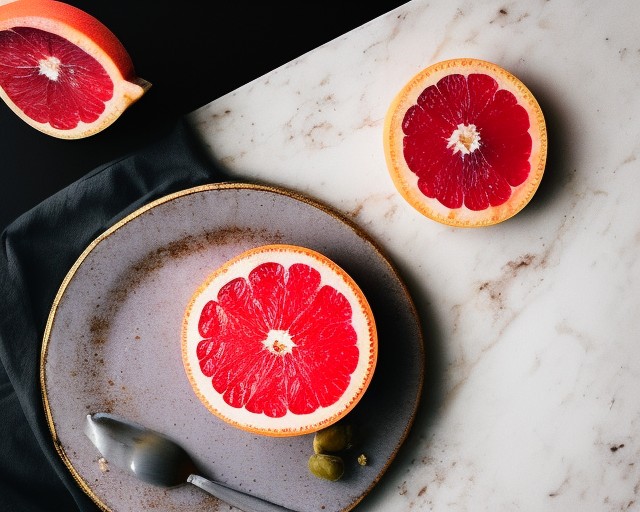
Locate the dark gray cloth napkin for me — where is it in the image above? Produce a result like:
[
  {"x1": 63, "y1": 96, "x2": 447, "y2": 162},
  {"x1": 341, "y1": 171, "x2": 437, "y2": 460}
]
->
[{"x1": 0, "y1": 119, "x2": 226, "y2": 511}]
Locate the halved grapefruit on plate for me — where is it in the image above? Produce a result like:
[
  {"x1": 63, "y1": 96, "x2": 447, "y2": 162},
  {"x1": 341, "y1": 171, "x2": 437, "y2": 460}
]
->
[
  {"x1": 0, "y1": 0, "x2": 149, "y2": 139},
  {"x1": 182, "y1": 244, "x2": 378, "y2": 437},
  {"x1": 384, "y1": 58, "x2": 547, "y2": 227}
]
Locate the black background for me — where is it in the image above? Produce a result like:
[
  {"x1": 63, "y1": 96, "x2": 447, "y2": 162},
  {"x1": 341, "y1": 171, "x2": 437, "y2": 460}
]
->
[{"x1": 0, "y1": 1, "x2": 407, "y2": 230}]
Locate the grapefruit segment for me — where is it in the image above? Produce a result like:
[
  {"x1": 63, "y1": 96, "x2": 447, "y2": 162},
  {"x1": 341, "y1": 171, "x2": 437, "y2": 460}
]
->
[
  {"x1": 182, "y1": 244, "x2": 378, "y2": 437},
  {"x1": 384, "y1": 58, "x2": 547, "y2": 227},
  {"x1": 0, "y1": 0, "x2": 150, "y2": 139}
]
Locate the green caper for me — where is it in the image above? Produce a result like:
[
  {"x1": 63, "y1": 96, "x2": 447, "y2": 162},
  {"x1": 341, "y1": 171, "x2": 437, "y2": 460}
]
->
[
  {"x1": 308, "y1": 453, "x2": 345, "y2": 481},
  {"x1": 312, "y1": 423, "x2": 353, "y2": 454}
]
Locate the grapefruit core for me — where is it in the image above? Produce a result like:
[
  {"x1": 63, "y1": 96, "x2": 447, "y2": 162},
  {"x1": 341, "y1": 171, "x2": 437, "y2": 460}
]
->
[
  {"x1": 383, "y1": 58, "x2": 547, "y2": 227},
  {"x1": 0, "y1": 0, "x2": 150, "y2": 139},
  {"x1": 182, "y1": 244, "x2": 378, "y2": 437}
]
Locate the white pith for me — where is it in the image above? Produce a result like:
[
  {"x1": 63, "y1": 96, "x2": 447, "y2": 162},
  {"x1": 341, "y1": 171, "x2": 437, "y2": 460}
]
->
[
  {"x1": 38, "y1": 55, "x2": 61, "y2": 81},
  {"x1": 263, "y1": 329, "x2": 295, "y2": 355},
  {"x1": 446, "y1": 123, "x2": 481, "y2": 156}
]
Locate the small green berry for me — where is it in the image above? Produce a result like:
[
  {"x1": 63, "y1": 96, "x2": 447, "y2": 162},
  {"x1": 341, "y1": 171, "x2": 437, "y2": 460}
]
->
[
  {"x1": 312, "y1": 423, "x2": 353, "y2": 454},
  {"x1": 308, "y1": 453, "x2": 345, "y2": 481}
]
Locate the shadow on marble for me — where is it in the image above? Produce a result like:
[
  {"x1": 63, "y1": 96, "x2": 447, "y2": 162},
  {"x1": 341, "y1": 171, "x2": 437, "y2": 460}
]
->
[
  {"x1": 512, "y1": 76, "x2": 574, "y2": 222},
  {"x1": 353, "y1": 78, "x2": 575, "y2": 509},
  {"x1": 355, "y1": 261, "x2": 446, "y2": 509}
]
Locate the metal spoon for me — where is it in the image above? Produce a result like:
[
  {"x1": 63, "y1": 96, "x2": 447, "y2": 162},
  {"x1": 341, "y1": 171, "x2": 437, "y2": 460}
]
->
[{"x1": 84, "y1": 412, "x2": 296, "y2": 512}]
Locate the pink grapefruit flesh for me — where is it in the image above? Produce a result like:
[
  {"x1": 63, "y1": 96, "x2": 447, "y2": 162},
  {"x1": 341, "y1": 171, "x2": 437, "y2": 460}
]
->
[
  {"x1": 384, "y1": 58, "x2": 547, "y2": 227},
  {"x1": 182, "y1": 244, "x2": 378, "y2": 437}
]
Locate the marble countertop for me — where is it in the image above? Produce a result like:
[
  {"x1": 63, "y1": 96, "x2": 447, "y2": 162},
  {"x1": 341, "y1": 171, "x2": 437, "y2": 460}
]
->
[{"x1": 187, "y1": 0, "x2": 640, "y2": 510}]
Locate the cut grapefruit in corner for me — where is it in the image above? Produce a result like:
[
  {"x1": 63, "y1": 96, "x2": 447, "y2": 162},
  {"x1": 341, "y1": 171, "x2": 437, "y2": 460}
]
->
[
  {"x1": 383, "y1": 58, "x2": 547, "y2": 227},
  {"x1": 182, "y1": 244, "x2": 378, "y2": 437},
  {"x1": 0, "y1": 0, "x2": 150, "y2": 139}
]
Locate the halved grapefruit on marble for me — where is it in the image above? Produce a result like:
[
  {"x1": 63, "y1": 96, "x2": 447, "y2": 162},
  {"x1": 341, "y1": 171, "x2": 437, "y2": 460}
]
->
[
  {"x1": 182, "y1": 244, "x2": 378, "y2": 437},
  {"x1": 383, "y1": 58, "x2": 547, "y2": 227},
  {"x1": 0, "y1": 0, "x2": 150, "y2": 139}
]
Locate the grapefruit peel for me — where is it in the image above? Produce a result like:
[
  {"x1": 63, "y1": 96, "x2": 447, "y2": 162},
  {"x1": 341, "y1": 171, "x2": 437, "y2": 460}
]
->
[
  {"x1": 182, "y1": 244, "x2": 378, "y2": 437},
  {"x1": 0, "y1": 0, "x2": 150, "y2": 139},
  {"x1": 383, "y1": 58, "x2": 547, "y2": 227}
]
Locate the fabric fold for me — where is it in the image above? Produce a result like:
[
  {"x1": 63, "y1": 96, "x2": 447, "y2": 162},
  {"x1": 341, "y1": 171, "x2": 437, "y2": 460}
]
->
[{"x1": 0, "y1": 118, "x2": 226, "y2": 511}]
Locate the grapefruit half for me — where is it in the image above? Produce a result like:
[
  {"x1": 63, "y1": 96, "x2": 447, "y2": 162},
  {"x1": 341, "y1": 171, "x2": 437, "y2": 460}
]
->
[
  {"x1": 182, "y1": 244, "x2": 378, "y2": 437},
  {"x1": 383, "y1": 58, "x2": 547, "y2": 227},
  {"x1": 0, "y1": 0, "x2": 150, "y2": 139}
]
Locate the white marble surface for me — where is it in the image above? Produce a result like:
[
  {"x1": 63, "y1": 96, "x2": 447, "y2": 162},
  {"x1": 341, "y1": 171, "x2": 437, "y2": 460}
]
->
[{"x1": 187, "y1": 0, "x2": 640, "y2": 510}]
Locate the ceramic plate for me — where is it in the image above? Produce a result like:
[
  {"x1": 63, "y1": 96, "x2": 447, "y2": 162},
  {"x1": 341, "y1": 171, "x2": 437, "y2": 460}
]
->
[{"x1": 41, "y1": 183, "x2": 424, "y2": 512}]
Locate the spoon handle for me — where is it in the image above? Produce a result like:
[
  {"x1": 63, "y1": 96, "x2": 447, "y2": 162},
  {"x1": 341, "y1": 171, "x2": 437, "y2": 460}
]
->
[{"x1": 187, "y1": 474, "x2": 297, "y2": 512}]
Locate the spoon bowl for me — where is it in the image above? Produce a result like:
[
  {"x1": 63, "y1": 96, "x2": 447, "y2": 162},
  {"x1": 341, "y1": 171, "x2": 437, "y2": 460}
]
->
[{"x1": 84, "y1": 412, "x2": 295, "y2": 512}]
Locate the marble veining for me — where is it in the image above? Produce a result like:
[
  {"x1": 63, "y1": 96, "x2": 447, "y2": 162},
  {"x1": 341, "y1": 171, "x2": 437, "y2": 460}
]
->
[{"x1": 188, "y1": 0, "x2": 640, "y2": 510}]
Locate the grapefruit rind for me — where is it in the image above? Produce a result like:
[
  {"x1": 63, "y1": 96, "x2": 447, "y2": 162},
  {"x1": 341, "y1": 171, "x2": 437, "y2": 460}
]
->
[
  {"x1": 182, "y1": 244, "x2": 378, "y2": 437},
  {"x1": 383, "y1": 58, "x2": 547, "y2": 227},
  {"x1": 0, "y1": 0, "x2": 150, "y2": 139}
]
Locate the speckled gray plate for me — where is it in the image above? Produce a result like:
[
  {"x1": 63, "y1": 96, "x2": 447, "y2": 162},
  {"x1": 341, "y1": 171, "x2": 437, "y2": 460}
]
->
[{"x1": 41, "y1": 183, "x2": 424, "y2": 512}]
